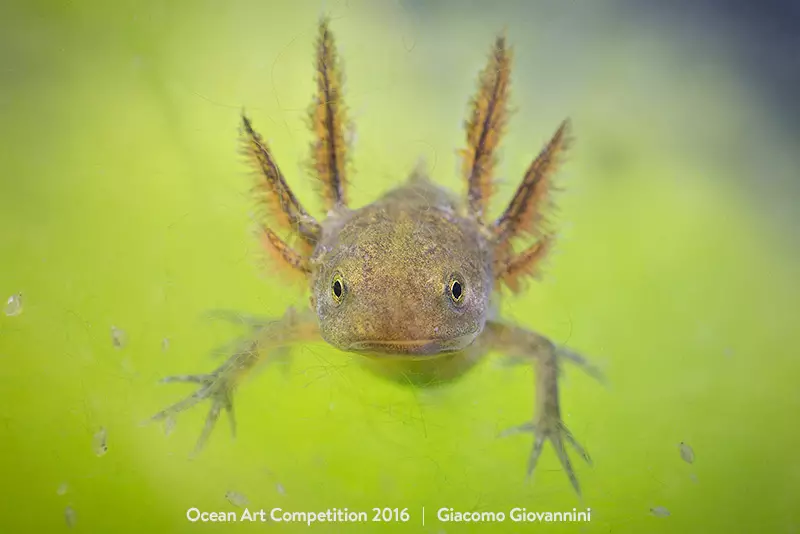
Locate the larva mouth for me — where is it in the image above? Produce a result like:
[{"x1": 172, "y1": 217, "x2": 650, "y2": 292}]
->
[{"x1": 346, "y1": 332, "x2": 477, "y2": 358}]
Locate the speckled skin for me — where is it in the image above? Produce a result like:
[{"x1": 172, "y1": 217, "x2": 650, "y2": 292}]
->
[{"x1": 312, "y1": 175, "x2": 491, "y2": 356}]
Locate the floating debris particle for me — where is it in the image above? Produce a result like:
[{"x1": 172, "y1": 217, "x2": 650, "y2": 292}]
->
[
  {"x1": 161, "y1": 337, "x2": 170, "y2": 351},
  {"x1": 57, "y1": 482, "x2": 69, "y2": 496},
  {"x1": 276, "y1": 483, "x2": 286, "y2": 495},
  {"x1": 650, "y1": 506, "x2": 670, "y2": 517},
  {"x1": 689, "y1": 473, "x2": 699, "y2": 484},
  {"x1": 225, "y1": 491, "x2": 249, "y2": 507},
  {"x1": 111, "y1": 326, "x2": 127, "y2": 348},
  {"x1": 679, "y1": 442, "x2": 695, "y2": 464},
  {"x1": 4, "y1": 293, "x2": 23, "y2": 316},
  {"x1": 121, "y1": 356, "x2": 137, "y2": 375},
  {"x1": 163, "y1": 415, "x2": 176, "y2": 436},
  {"x1": 93, "y1": 427, "x2": 108, "y2": 457},
  {"x1": 64, "y1": 505, "x2": 77, "y2": 528}
]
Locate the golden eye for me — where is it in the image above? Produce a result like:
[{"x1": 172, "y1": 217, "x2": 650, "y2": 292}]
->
[
  {"x1": 331, "y1": 272, "x2": 345, "y2": 304},
  {"x1": 448, "y1": 276, "x2": 464, "y2": 304}
]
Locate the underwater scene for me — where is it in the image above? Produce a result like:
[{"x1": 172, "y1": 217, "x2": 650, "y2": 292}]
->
[{"x1": 1, "y1": 0, "x2": 798, "y2": 532}]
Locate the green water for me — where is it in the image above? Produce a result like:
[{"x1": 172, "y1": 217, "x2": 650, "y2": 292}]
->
[{"x1": 1, "y1": 1, "x2": 798, "y2": 532}]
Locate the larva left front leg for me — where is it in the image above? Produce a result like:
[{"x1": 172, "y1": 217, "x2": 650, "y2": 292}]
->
[{"x1": 482, "y1": 320, "x2": 602, "y2": 496}]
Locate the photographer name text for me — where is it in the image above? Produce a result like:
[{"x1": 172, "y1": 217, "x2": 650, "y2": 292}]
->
[{"x1": 186, "y1": 506, "x2": 592, "y2": 526}]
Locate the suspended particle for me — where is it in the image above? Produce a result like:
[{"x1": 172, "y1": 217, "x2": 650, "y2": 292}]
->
[
  {"x1": 650, "y1": 506, "x2": 670, "y2": 517},
  {"x1": 64, "y1": 505, "x2": 77, "y2": 528},
  {"x1": 225, "y1": 491, "x2": 249, "y2": 507},
  {"x1": 121, "y1": 356, "x2": 136, "y2": 375},
  {"x1": 111, "y1": 326, "x2": 127, "y2": 349},
  {"x1": 276, "y1": 482, "x2": 286, "y2": 496},
  {"x1": 161, "y1": 338, "x2": 170, "y2": 351},
  {"x1": 689, "y1": 473, "x2": 699, "y2": 484},
  {"x1": 4, "y1": 293, "x2": 23, "y2": 316},
  {"x1": 93, "y1": 427, "x2": 108, "y2": 457},
  {"x1": 57, "y1": 482, "x2": 69, "y2": 496},
  {"x1": 679, "y1": 442, "x2": 695, "y2": 464}
]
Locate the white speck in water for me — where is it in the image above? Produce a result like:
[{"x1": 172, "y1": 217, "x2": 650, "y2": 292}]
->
[
  {"x1": 276, "y1": 483, "x2": 286, "y2": 495},
  {"x1": 328, "y1": 402, "x2": 335, "y2": 411},
  {"x1": 679, "y1": 442, "x2": 695, "y2": 464},
  {"x1": 57, "y1": 482, "x2": 69, "y2": 496},
  {"x1": 650, "y1": 506, "x2": 670, "y2": 517},
  {"x1": 64, "y1": 505, "x2": 77, "y2": 528},
  {"x1": 93, "y1": 427, "x2": 108, "y2": 457},
  {"x1": 225, "y1": 491, "x2": 249, "y2": 507},
  {"x1": 689, "y1": 473, "x2": 699, "y2": 484},
  {"x1": 161, "y1": 337, "x2": 170, "y2": 351},
  {"x1": 111, "y1": 326, "x2": 127, "y2": 348},
  {"x1": 121, "y1": 357, "x2": 136, "y2": 375},
  {"x1": 164, "y1": 415, "x2": 176, "y2": 436},
  {"x1": 4, "y1": 293, "x2": 23, "y2": 316}
]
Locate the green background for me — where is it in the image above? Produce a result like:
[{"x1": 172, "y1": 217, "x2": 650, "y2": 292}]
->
[{"x1": 1, "y1": 0, "x2": 798, "y2": 532}]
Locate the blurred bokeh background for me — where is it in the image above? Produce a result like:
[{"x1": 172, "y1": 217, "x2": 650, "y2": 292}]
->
[{"x1": 1, "y1": 0, "x2": 798, "y2": 532}]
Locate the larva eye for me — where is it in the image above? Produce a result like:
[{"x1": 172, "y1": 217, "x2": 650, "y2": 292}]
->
[
  {"x1": 448, "y1": 275, "x2": 465, "y2": 305},
  {"x1": 331, "y1": 272, "x2": 345, "y2": 304}
]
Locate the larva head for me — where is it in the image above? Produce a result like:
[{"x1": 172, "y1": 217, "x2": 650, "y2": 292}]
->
[{"x1": 310, "y1": 179, "x2": 492, "y2": 358}]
